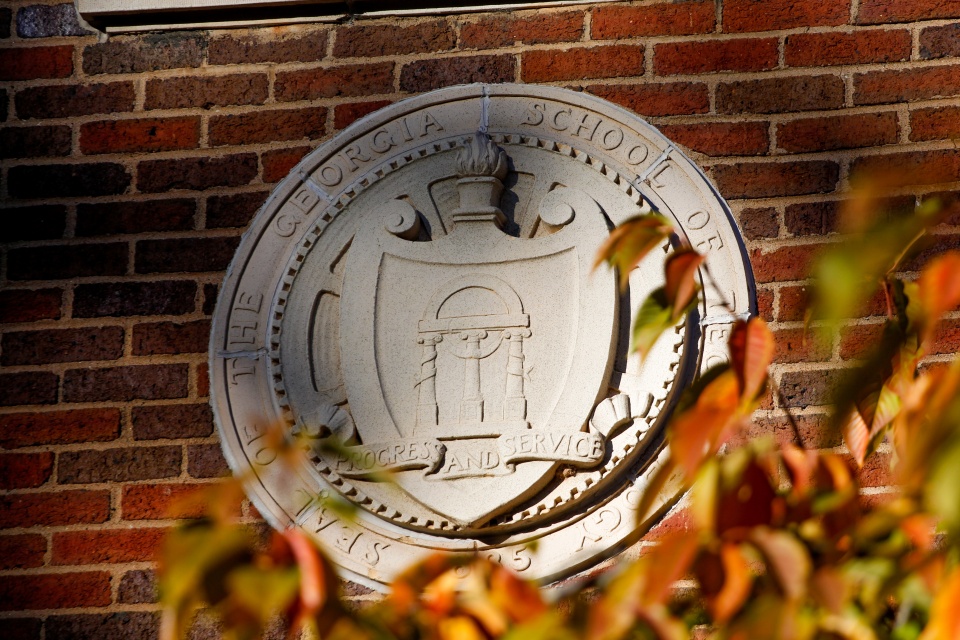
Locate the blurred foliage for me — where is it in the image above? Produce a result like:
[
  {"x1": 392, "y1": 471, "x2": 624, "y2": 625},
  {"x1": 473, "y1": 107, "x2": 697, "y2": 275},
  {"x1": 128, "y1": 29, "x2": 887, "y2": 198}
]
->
[{"x1": 161, "y1": 187, "x2": 960, "y2": 640}]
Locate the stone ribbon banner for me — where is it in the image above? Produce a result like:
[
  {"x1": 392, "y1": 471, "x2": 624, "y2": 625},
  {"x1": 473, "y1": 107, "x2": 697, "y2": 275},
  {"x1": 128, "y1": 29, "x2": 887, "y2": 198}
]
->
[{"x1": 332, "y1": 430, "x2": 606, "y2": 479}]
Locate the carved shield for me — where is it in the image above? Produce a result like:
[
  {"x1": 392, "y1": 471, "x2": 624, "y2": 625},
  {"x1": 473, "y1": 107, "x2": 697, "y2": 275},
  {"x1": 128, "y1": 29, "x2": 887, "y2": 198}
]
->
[{"x1": 337, "y1": 136, "x2": 618, "y2": 526}]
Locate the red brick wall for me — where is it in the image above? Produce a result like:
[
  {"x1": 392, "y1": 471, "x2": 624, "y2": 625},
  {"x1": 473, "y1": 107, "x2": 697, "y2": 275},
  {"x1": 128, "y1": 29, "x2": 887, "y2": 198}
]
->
[{"x1": 2, "y1": 0, "x2": 960, "y2": 636}]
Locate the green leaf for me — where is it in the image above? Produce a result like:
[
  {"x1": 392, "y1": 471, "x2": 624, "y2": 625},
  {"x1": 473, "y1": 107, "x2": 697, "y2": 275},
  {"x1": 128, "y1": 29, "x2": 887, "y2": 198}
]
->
[{"x1": 631, "y1": 288, "x2": 675, "y2": 358}]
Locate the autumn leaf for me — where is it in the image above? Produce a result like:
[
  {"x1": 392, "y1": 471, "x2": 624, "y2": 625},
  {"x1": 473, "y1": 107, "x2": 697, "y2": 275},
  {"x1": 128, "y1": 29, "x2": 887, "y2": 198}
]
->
[
  {"x1": 632, "y1": 289, "x2": 676, "y2": 358},
  {"x1": 594, "y1": 213, "x2": 674, "y2": 290},
  {"x1": 670, "y1": 368, "x2": 741, "y2": 477},
  {"x1": 711, "y1": 544, "x2": 754, "y2": 624},
  {"x1": 664, "y1": 249, "x2": 705, "y2": 317},
  {"x1": 749, "y1": 527, "x2": 811, "y2": 602},
  {"x1": 728, "y1": 318, "x2": 775, "y2": 403},
  {"x1": 919, "y1": 569, "x2": 960, "y2": 640}
]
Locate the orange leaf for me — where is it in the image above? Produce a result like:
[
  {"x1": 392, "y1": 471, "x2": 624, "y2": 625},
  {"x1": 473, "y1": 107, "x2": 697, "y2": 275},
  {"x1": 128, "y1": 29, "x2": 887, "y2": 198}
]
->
[
  {"x1": 728, "y1": 318, "x2": 775, "y2": 402},
  {"x1": 664, "y1": 249, "x2": 705, "y2": 317},
  {"x1": 919, "y1": 568, "x2": 960, "y2": 640},
  {"x1": 841, "y1": 406, "x2": 871, "y2": 467},
  {"x1": 749, "y1": 528, "x2": 811, "y2": 602},
  {"x1": 594, "y1": 214, "x2": 674, "y2": 290},
  {"x1": 711, "y1": 543, "x2": 753, "y2": 624},
  {"x1": 284, "y1": 528, "x2": 328, "y2": 616},
  {"x1": 917, "y1": 252, "x2": 960, "y2": 333},
  {"x1": 641, "y1": 533, "x2": 699, "y2": 605},
  {"x1": 671, "y1": 370, "x2": 741, "y2": 477},
  {"x1": 781, "y1": 444, "x2": 819, "y2": 497}
]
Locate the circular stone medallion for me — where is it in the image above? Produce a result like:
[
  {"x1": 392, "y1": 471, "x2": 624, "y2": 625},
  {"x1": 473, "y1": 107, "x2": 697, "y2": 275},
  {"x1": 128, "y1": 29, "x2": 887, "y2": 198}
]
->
[{"x1": 210, "y1": 84, "x2": 754, "y2": 589}]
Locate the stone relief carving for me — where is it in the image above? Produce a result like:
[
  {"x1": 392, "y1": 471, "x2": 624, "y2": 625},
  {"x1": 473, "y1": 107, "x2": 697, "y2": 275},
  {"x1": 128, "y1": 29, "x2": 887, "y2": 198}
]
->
[{"x1": 210, "y1": 84, "x2": 754, "y2": 589}]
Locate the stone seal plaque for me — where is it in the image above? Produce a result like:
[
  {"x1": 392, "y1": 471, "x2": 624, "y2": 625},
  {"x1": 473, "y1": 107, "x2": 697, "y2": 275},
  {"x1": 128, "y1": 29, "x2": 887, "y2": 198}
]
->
[{"x1": 210, "y1": 84, "x2": 753, "y2": 588}]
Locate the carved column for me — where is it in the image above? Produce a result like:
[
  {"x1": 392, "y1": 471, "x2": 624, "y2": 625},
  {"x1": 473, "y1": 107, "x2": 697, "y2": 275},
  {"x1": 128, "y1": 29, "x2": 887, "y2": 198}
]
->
[
  {"x1": 503, "y1": 329, "x2": 531, "y2": 421},
  {"x1": 460, "y1": 330, "x2": 487, "y2": 422},
  {"x1": 416, "y1": 334, "x2": 442, "y2": 428}
]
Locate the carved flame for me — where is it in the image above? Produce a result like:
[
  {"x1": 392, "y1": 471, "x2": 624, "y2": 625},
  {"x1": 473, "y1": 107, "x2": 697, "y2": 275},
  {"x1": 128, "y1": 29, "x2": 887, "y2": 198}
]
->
[{"x1": 456, "y1": 132, "x2": 508, "y2": 180}]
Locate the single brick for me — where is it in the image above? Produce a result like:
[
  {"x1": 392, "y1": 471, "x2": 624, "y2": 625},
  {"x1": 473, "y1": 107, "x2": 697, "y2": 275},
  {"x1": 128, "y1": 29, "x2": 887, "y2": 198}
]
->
[
  {"x1": 858, "y1": 0, "x2": 960, "y2": 24},
  {"x1": 725, "y1": 0, "x2": 849, "y2": 32},
  {"x1": 0, "y1": 88, "x2": 7, "y2": 121},
  {"x1": 333, "y1": 100, "x2": 392, "y2": 130},
  {"x1": 196, "y1": 362, "x2": 210, "y2": 397},
  {"x1": 587, "y1": 82, "x2": 709, "y2": 116},
  {"x1": 16, "y1": 4, "x2": 90, "y2": 38},
  {"x1": 932, "y1": 318, "x2": 960, "y2": 355},
  {"x1": 905, "y1": 233, "x2": 960, "y2": 272},
  {"x1": 773, "y1": 327, "x2": 831, "y2": 364},
  {"x1": 402, "y1": 55, "x2": 514, "y2": 91},
  {"x1": 188, "y1": 443, "x2": 230, "y2": 478},
  {"x1": 133, "y1": 320, "x2": 210, "y2": 356},
  {"x1": 208, "y1": 107, "x2": 326, "y2": 147},
  {"x1": 0, "y1": 372, "x2": 58, "y2": 406},
  {"x1": 738, "y1": 207, "x2": 779, "y2": 239},
  {"x1": 0, "y1": 205, "x2": 67, "y2": 242},
  {"x1": 76, "y1": 198, "x2": 196, "y2": 236},
  {"x1": 203, "y1": 284, "x2": 219, "y2": 315},
  {"x1": 0, "y1": 8, "x2": 9, "y2": 39},
  {"x1": 851, "y1": 149, "x2": 960, "y2": 187},
  {"x1": 135, "y1": 237, "x2": 240, "y2": 274},
  {"x1": 133, "y1": 404, "x2": 212, "y2": 441},
  {"x1": 777, "y1": 112, "x2": 899, "y2": 153},
  {"x1": 522, "y1": 45, "x2": 642, "y2": 82},
  {"x1": 0, "y1": 125, "x2": 71, "y2": 159},
  {"x1": 62, "y1": 365, "x2": 189, "y2": 403},
  {"x1": 122, "y1": 483, "x2": 210, "y2": 519},
  {"x1": 920, "y1": 23, "x2": 960, "y2": 59},
  {"x1": 730, "y1": 413, "x2": 840, "y2": 449},
  {"x1": 0, "y1": 534, "x2": 45, "y2": 569},
  {"x1": 145, "y1": 73, "x2": 269, "y2": 110},
  {"x1": 654, "y1": 38, "x2": 777, "y2": 75},
  {"x1": 0, "y1": 573, "x2": 112, "y2": 611},
  {"x1": 262, "y1": 147, "x2": 311, "y2": 184},
  {"x1": 137, "y1": 154, "x2": 258, "y2": 193},
  {"x1": 0, "y1": 452, "x2": 54, "y2": 489},
  {"x1": 2, "y1": 327, "x2": 124, "y2": 366},
  {"x1": 784, "y1": 201, "x2": 842, "y2": 236},
  {"x1": 119, "y1": 571, "x2": 157, "y2": 604},
  {"x1": 778, "y1": 285, "x2": 812, "y2": 321},
  {"x1": 80, "y1": 117, "x2": 200, "y2": 155},
  {"x1": 208, "y1": 29, "x2": 327, "y2": 65},
  {"x1": 47, "y1": 613, "x2": 161, "y2": 640},
  {"x1": 750, "y1": 244, "x2": 823, "y2": 283},
  {"x1": 785, "y1": 29, "x2": 912, "y2": 67},
  {"x1": 711, "y1": 161, "x2": 840, "y2": 199},
  {"x1": 910, "y1": 105, "x2": 960, "y2": 141},
  {"x1": 779, "y1": 368, "x2": 849, "y2": 408},
  {"x1": 855, "y1": 65, "x2": 960, "y2": 105},
  {"x1": 206, "y1": 191, "x2": 268, "y2": 229},
  {"x1": 58, "y1": 446, "x2": 181, "y2": 483},
  {"x1": 6, "y1": 243, "x2": 128, "y2": 281},
  {"x1": 83, "y1": 32, "x2": 204, "y2": 74},
  {"x1": 334, "y1": 20, "x2": 454, "y2": 57},
  {"x1": 839, "y1": 323, "x2": 884, "y2": 359},
  {"x1": 0, "y1": 288, "x2": 62, "y2": 323},
  {"x1": 656, "y1": 121, "x2": 768, "y2": 156},
  {"x1": 0, "y1": 619, "x2": 42, "y2": 640},
  {"x1": 0, "y1": 408, "x2": 121, "y2": 449},
  {"x1": 276, "y1": 62, "x2": 394, "y2": 101},
  {"x1": 756, "y1": 287, "x2": 775, "y2": 322},
  {"x1": 14, "y1": 82, "x2": 135, "y2": 120},
  {"x1": 0, "y1": 45, "x2": 72, "y2": 80},
  {"x1": 53, "y1": 528, "x2": 168, "y2": 565},
  {"x1": 462, "y1": 11, "x2": 584, "y2": 48},
  {"x1": 717, "y1": 75, "x2": 845, "y2": 114},
  {"x1": 8, "y1": 163, "x2": 131, "y2": 199},
  {"x1": 72, "y1": 281, "x2": 196, "y2": 318},
  {"x1": 0, "y1": 490, "x2": 110, "y2": 528},
  {"x1": 591, "y1": 1, "x2": 714, "y2": 39}
]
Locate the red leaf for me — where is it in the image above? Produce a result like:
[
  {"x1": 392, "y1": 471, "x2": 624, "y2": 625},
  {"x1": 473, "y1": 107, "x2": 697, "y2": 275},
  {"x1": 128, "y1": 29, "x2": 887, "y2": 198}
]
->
[
  {"x1": 728, "y1": 318, "x2": 775, "y2": 402},
  {"x1": 917, "y1": 252, "x2": 960, "y2": 333},
  {"x1": 664, "y1": 249, "x2": 705, "y2": 317},
  {"x1": 671, "y1": 370, "x2": 741, "y2": 477},
  {"x1": 711, "y1": 543, "x2": 753, "y2": 624}
]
